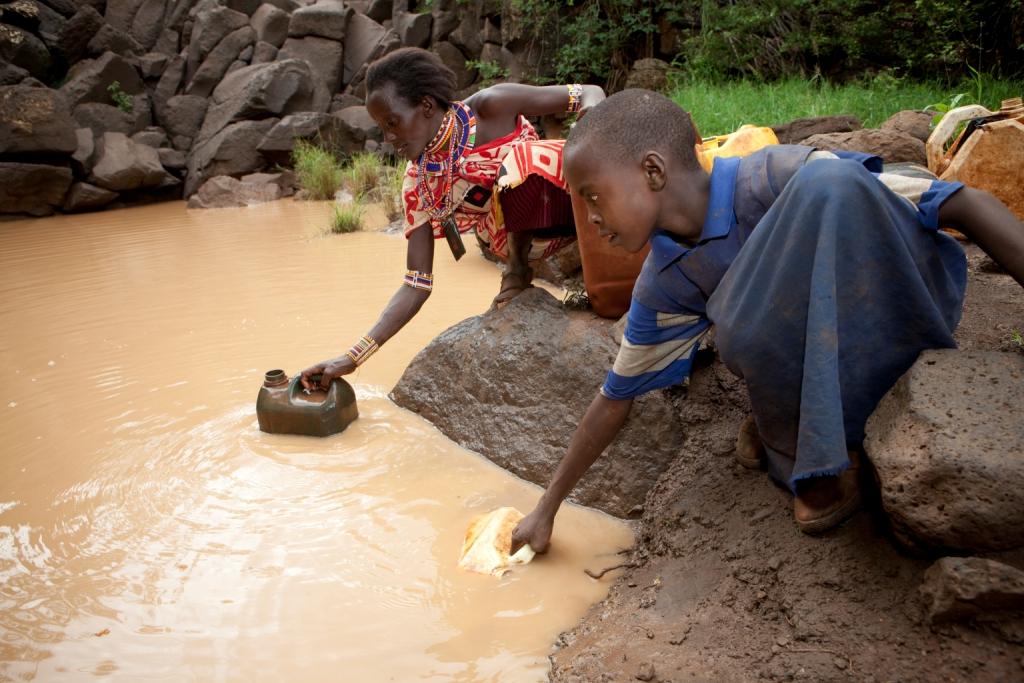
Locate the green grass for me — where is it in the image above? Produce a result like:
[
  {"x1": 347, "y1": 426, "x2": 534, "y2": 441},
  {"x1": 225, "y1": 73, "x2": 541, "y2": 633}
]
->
[
  {"x1": 668, "y1": 76, "x2": 1024, "y2": 137},
  {"x1": 328, "y1": 202, "x2": 364, "y2": 234},
  {"x1": 344, "y1": 152, "x2": 382, "y2": 198},
  {"x1": 292, "y1": 140, "x2": 344, "y2": 200},
  {"x1": 372, "y1": 161, "x2": 405, "y2": 222}
]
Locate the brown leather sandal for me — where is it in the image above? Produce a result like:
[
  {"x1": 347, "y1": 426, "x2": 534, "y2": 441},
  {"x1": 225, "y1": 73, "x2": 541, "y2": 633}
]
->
[{"x1": 793, "y1": 451, "x2": 862, "y2": 535}]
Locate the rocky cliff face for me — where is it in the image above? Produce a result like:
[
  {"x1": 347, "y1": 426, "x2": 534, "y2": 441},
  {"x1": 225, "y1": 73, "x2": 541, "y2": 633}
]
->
[{"x1": 0, "y1": 0, "x2": 530, "y2": 217}]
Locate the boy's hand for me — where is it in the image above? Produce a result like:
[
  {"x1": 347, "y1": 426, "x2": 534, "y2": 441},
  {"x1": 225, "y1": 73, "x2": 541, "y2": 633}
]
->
[
  {"x1": 511, "y1": 506, "x2": 555, "y2": 555},
  {"x1": 300, "y1": 356, "x2": 356, "y2": 390}
]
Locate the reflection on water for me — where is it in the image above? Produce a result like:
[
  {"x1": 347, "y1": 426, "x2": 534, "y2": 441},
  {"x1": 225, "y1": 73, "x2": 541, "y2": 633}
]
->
[{"x1": 0, "y1": 200, "x2": 633, "y2": 681}]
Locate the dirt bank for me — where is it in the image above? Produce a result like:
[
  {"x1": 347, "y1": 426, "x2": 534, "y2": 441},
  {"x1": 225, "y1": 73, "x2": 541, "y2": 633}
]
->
[{"x1": 549, "y1": 243, "x2": 1024, "y2": 683}]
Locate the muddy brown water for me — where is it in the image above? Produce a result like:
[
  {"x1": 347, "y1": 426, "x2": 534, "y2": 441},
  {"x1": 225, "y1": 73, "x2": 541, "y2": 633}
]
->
[{"x1": 0, "y1": 200, "x2": 633, "y2": 681}]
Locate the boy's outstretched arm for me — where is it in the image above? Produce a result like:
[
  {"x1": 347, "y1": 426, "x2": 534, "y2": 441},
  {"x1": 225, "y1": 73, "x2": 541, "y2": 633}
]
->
[
  {"x1": 939, "y1": 187, "x2": 1024, "y2": 288},
  {"x1": 510, "y1": 394, "x2": 633, "y2": 554}
]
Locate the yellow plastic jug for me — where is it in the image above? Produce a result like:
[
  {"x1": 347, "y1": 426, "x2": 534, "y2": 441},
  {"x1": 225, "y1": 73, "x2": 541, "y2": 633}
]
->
[{"x1": 698, "y1": 125, "x2": 779, "y2": 172}]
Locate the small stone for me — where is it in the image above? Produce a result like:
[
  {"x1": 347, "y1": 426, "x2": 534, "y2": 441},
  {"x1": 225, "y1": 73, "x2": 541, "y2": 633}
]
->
[
  {"x1": 635, "y1": 662, "x2": 656, "y2": 681},
  {"x1": 768, "y1": 556, "x2": 782, "y2": 571},
  {"x1": 756, "y1": 590, "x2": 768, "y2": 601},
  {"x1": 751, "y1": 507, "x2": 773, "y2": 524},
  {"x1": 833, "y1": 656, "x2": 847, "y2": 670},
  {"x1": 776, "y1": 636, "x2": 790, "y2": 647}
]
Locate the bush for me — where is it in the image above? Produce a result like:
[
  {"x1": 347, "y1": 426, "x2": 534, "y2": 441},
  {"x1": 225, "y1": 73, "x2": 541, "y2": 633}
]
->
[
  {"x1": 344, "y1": 152, "x2": 382, "y2": 198},
  {"x1": 329, "y1": 202, "x2": 364, "y2": 234},
  {"x1": 292, "y1": 140, "x2": 344, "y2": 200}
]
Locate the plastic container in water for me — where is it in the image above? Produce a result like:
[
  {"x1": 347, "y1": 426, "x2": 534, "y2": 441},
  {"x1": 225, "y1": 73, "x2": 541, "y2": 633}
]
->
[
  {"x1": 927, "y1": 97, "x2": 1024, "y2": 221},
  {"x1": 256, "y1": 369, "x2": 358, "y2": 437}
]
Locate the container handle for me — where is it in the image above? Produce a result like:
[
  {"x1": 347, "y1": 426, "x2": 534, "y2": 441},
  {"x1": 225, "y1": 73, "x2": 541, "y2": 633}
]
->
[{"x1": 926, "y1": 104, "x2": 995, "y2": 173}]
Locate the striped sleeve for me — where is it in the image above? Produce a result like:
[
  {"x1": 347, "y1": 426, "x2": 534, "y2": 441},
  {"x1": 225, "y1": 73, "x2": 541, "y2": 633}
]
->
[{"x1": 600, "y1": 298, "x2": 711, "y2": 400}]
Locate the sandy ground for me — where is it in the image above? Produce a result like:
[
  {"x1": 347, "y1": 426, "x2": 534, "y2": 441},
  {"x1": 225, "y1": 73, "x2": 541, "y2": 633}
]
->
[{"x1": 548, "y1": 243, "x2": 1024, "y2": 683}]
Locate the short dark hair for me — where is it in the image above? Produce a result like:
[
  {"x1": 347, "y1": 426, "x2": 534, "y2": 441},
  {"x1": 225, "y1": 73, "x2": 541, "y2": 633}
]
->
[
  {"x1": 566, "y1": 89, "x2": 701, "y2": 171},
  {"x1": 366, "y1": 47, "x2": 456, "y2": 108}
]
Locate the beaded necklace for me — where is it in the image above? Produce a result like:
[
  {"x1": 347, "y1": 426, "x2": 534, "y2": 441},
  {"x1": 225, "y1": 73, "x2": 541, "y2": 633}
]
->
[{"x1": 414, "y1": 101, "x2": 476, "y2": 222}]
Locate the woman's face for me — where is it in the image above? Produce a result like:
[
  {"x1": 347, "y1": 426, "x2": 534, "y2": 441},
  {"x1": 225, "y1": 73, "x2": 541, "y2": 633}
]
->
[{"x1": 366, "y1": 83, "x2": 442, "y2": 161}]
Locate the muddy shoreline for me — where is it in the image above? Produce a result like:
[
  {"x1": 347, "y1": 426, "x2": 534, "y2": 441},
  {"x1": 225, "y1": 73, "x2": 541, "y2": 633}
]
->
[{"x1": 547, "y1": 244, "x2": 1024, "y2": 683}]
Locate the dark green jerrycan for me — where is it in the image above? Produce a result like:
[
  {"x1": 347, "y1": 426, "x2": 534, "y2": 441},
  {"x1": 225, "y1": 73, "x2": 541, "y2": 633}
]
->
[{"x1": 256, "y1": 369, "x2": 358, "y2": 437}]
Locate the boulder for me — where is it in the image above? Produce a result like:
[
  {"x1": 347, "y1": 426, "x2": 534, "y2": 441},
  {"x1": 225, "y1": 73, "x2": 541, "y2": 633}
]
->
[
  {"x1": 152, "y1": 52, "x2": 184, "y2": 113},
  {"x1": 432, "y1": 40, "x2": 474, "y2": 90},
  {"x1": 865, "y1": 350, "x2": 1024, "y2": 552},
  {"x1": 242, "y1": 169, "x2": 293, "y2": 196},
  {"x1": 343, "y1": 12, "x2": 385, "y2": 84},
  {"x1": 250, "y1": 2, "x2": 288, "y2": 48},
  {"x1": 156, "y1": 145, "x2": 184, "y2": 170},
  {"x1": 393, "y1": 9, "x2": 430, "y2": 48},
  {"x1": 226, "y1": 0, "x2": 261, "y2": 14},
  {"x1": 0, "y1": 1, "x2": 43, "y2": 32},
  {"x1": 186, "y1": 173, "x2": 281, "y2": 208},
  {"x1": 881, "y1": 109, "x2": 933, "y2": 144},
  {"x1": 328, "y1": 104, "x2": 379, "y2": 153},
  {"x1": 128, "y1": 0, "x2": 170, "y2": 51},
  {"x1": 771, "y1": 114, "x2": 862, "y2": 145},
  {"x1": 920, "y1": 557, "x2": 1024, "y2": 623},
  {"x1": 0, "y1": 161, "x2": 71, "y2": 215},
  {"x1": 801, "y1": 128, "x2": 926, "y2": 165},
  {"x1": 73, "y1": 102, "x2": 134, "y2": 136},
  {"x1": 256, "y1": 111, "x2": 334, "y2": 164},
  {"x1": 71, "y1": 127, "x2": 94, "y2": 173},
  {"x1": 625, "y1": 58, "x2": 670, "y2": 92},
  {"x1": 0, "y1": 84, "x2": 77, "y2": 155},
  {"x1": 430, "y1": 8, "x2": 457, "y2": 43},
  {"x1": 0, "y1": 59, "x2": 27, "y2": 85},
  {"x1": 152, "y1": 26, "x2": 178, "y2": 56},
  {"x1": 63, "y1": 180, "x2": 117, "y2": 211},
  {"x1": 137, "y1": 51, "x2": 168, "y2": 80},
  {"x1": 288, "y1": 0, "x2": 351, "y2": 42},
  {"x1": 160, "y1": 94, "x2": 207, "y2": 142},
  {"x1": 251, "y1": 40, "x2": 276, "y2": 64},
  {"x1": 390, "y1": 288, "x2": 688, "y2": 518},
  {"x1": 0, "y1": 22, "x2": 50, "y2": 79},
  {"x1": 185, "y1": 5, "x2": 248, "y2": 83},
  {"x1": 103, "y1": 0, "x2": 144, "y2": 34},
  {"x1": 186, "y1": 117, "x2": 277, "y2": 196},
  {"x1": 87, "y1": 21, "x2": 143, "y2": 57},
  {"x1": 279, "y1": 34, "x2": 343, "y2": 94},
  {"x1": 448, "y1": 12, "x2": 481, "y2": 59},
  {"x1": 40, "y1": 0, "x2": 76, "y2": 16},
  {"x1": 365, "y1": 0, "x2": 390, "y2": 23},
  {"x1": 34, "y1": 1, "x2": 67, "y2": 38},
  {"x1": 131, "y1": 126, "x2": 167, "y2": 148},
  {"x1": 185, "y1": 24, "x2": 254, "y2": 98},
  {"x1": 328, "y1": 92, "x2": 363, "y2": 113},
  {"x1": 195, "y1": 58, "x2": 316, "y2": 144},
  {"x1": 89, "y1": 131, "x2": 167, "y2": 191},
  {"x1": 533, "y1": 241, "x2": 582, "y2": 286},
  {"x1": 60, "y1": 51, "x2": 143, "y2": 109}
]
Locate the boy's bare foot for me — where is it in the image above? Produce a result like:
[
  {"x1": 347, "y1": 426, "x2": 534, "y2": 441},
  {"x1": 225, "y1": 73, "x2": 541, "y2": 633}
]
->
[
  {"x1": 491, "y1": 267, "x2": 534, "y2": 308},
  {"x1": 793, "y1": 451, "x2": 862, "y2": 534},
  {"x1": 735, "y1": 413, "x2": 764, "y2": 469}
]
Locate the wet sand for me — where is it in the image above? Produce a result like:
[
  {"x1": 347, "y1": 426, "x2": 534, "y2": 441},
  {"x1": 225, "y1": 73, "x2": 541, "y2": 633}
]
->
[{"x1": 0, "y1": 200, "x2": 633, "y2": 681}]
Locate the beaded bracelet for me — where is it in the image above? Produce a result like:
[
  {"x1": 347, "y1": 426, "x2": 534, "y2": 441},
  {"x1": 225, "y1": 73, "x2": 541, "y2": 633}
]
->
[
  {"x1": 346, "y1": 335, "x2": 379, "y2": 366},
  {"x1": 403, "y1": 270, "x2": 434, "y2": 292},
  {"x1": 566, "y1": 84, "x2": 584, "y2": 114}
]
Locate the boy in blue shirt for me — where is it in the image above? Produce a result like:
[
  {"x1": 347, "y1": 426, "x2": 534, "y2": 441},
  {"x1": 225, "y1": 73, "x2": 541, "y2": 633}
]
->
[{"x1": 513, "y1": 90, "x2": 1024, "y2": 549}]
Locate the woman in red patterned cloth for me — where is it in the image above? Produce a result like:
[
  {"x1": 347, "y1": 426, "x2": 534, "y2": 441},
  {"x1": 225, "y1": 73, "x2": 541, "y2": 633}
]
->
[{"x1": 300, "y1": 47, "x2": 604, "y2": 388}]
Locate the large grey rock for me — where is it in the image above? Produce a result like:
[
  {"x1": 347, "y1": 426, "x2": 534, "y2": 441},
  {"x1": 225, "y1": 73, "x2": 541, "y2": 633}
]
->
[
  {"x1": 256, "y1": 111, "x2": 333, "y2": 163},
  {"x1": 152, "y1": 26, "x2": 178, "y2": 56},
  {"x1": 186, "y1": 173, "x2": 281, "y2": 208},
  {"x1": 63, "y1": 180, "x2": 117, "y2": 211},
  {"x1": 392, "y1": 9, "x2": 429, "y2": 47},
  {"x1": 196, "y1": 58, "x2": 315, "y2": 144},
  {"x1": 279, "y1": 34, "x2": 343, "y2": 94},
  {"x1": 0, "y1": 84, "x2": 77, "y2": 154},
  {"x1": 33, "y1": 0, "x2": 67, "y2": 37},
  {"x1": 0, "y1": 59, "x2": 27, "y2": 85},
  {"x1": 288, "y1": 0, "x2": 351, "y2": 42},
  {"x1": 152, "y1": 52, "x2": 184, "y2": 114},
  {"x1": 160, "y1": 94, "x2": 207, "y2": 142},
  {"x1": 365, "y1": 0, "x2": 390, "y2": 23},
  {"x1": 0, "y1": 1, "x2": 43, "y2": 33},
  {"x1": 131, "y1": 126, "x2": 167, "y2": 148},
  {"x1": 89, "y1": 131, "x2": 167, "y2": 191},
  {"x1": 771, "y1": 114, "x2": 862, "y2": 145},
  {"x1": 250, "y1": 3, "x2": 288, "y2": 48},
  {"x1": 430, "y1": 8, "x2": 457, "y2": 43},
  {"x1": 251, "y1": 40, "x2": 276, "y2": 64},
  {"x1": 185, "y1": 5, "x2": 247, "y2": 83},
  {"x1": 342, "y1": 11, "x2": 385, "y2": 84},
  {"x1": 60, "y1": 51, "x2": 144, "y2": 109},
  {"x1": 107, "y1": 0, "x2": 168, "y2": 51},
  {"x1": 801, "y1": 128, "x2": 927, "y2": 165},
  {"x1": 40, "y1": 0, "x2": 77, "y2": 15},
  {"x1": 185, "y1": 24, "x2": 254, "y2": 98},
  {"x1": 920, "y1": 557, "x2": 1024, "y2": 623},
  {"x1": 390, "y1": 288, "x2": 686, "y2": 518},
  {"x1": 73, "y1": 102, "x2": 134, "y2": 136},
  {"x1": 431, "y1": 40, "x2": 474, "y2": 90},
  {"x1": 0, "y1": 161, "x2": 71, "y2": 215},
  {"x1": 866, "y1": 350, "x2": 1024, "y2": 552},
  {"x1": 186, "y1": 117, "x2": 277, "y2": 195},
  {"x1": 881, "y1": 109, "x2": 933, "y2": 144},
  {"x1": 157, "y1": 145, "x2": 184, "y2": 170},
  {"x1": 103, "y1": 0, "x2": 144, "y2": 34},
  {"x1": 137, "y1": 51, "x2": 168, "y2": 80},
  {"x1": 328, "y1": 104, "x2": 379, "y2": 153},
  {"x1": 448, "y1": 12, "x2": 481, "y2": 59},
  {"x1": 71, "y1": 127, "x2": 94, "y2": 174},
  {"x1": 0, "y1": 22, "x2": 50, "y2": 79},
  {"x1": 87, "y1": 21, "x2": 143, "y2": 57}
]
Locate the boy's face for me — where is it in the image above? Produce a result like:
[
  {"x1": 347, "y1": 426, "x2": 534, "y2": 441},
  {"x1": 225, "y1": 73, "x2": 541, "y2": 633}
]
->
[{"x1": 564, "y1": 145, "x2": 660, "y2": 253}]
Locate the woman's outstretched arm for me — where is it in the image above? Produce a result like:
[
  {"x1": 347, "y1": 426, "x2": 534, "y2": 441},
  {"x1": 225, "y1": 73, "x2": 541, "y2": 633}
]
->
[
  {"x1": 300, "y1": 223, "x2": 436, "y2": 389},
  {"x1": 939, "y1": 187, "x2": 1024, "y2": 288},
  {"x1": 467, "y1": 82, "x2": 605, "y2": 133}
]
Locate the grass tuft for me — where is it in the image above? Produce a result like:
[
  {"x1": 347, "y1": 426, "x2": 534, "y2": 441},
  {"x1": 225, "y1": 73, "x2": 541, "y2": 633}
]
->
[
  {"x1": 292, "y1": 140, "x2": 344, "y2": 200},
  {"x1": 329, "y1": 202, "x2": 364, "y2": 234}
]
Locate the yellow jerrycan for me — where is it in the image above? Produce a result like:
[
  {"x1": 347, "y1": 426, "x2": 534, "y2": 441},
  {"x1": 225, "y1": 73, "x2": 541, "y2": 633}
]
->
[
  {"x1": 926, "y1": 97, "x2": 1024, "y2": 220},
  {"x1": 698, "y1": 125, "x2": 779, "y2": 172}
]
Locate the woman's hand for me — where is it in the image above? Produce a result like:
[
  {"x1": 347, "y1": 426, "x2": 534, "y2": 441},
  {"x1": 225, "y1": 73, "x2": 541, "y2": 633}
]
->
[
  {"x1": 511, "y1": 505, "x2": 556, "y2": 555},
  {"x1": 300, "y1": 355, "x2": 356, "y2": 391}
]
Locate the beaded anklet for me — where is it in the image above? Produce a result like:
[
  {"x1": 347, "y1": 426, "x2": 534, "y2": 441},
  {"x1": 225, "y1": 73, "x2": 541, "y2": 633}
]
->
[
  {"x1": 403, "y1": 270, "x2": 434, "y2": 292},
  {"x1": 346, "y1": 335, "x2": 379, "y2": 366}
]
